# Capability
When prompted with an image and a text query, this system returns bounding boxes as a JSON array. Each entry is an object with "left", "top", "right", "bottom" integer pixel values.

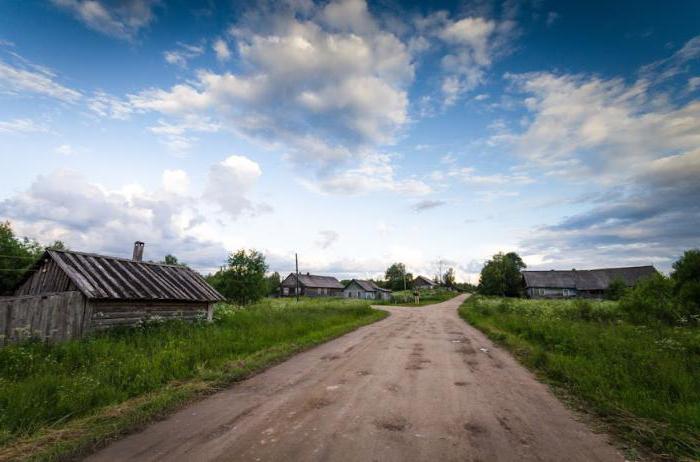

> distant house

[
  {"left": 2, "top": 242, "right": 223, "bottom": 345},
  {"left": 522, "top": 266, "right": 657, "bottom": 299},
  {"left": 413, "top": 275, "right": 437, "bottom": 290},
  {"left": 280, "top": 273, "right": 344, "bottom": 297},
  {"left": 343, "top": 279, "right": 392, "bottom": 300}
]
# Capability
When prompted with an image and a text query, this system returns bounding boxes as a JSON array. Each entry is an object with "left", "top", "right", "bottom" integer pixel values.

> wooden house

[
  {"left": 343, "top": 279, "right": 392, "bottom": 300},
  {"left": 413, "top": 275, "right": 437, "bottom": 290},
  {"left": 1, "top": 242, "right": 223, "bottom": 345},
  {"left": 280, "top": 273, "right": 344, "bottom": 297},
  {"left": 522, "top": 266, "right": 657, "bottom": 299}
]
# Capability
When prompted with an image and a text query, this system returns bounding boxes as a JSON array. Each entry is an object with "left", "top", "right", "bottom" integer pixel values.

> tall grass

[
  {"left": 0, "top": 297, "right": 385, "bottom": 449},
  {"left": 376, "top": 288, "right": 458, "bottom": 306},
  {"left": 460, "top": 296, "right": 700, "bottom": 460}
]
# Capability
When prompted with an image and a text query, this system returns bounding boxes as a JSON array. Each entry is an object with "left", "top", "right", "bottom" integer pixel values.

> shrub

[
  {"left": 619, "top": 273, "right": 678, "bottom": 324},
  {"left": 671, "top": 249, "right": 700, "bottom": 319},
  {"left": 606, "top": 277, "right": 627, "bottom": 300}
]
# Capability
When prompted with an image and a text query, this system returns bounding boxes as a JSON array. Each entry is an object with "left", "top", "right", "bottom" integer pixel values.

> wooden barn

[
  {"left": 343, "top": 279, "right": 392, "bottom": 300},
  {"left": 522, "top": 266, "right": 657, "bottom": 299},
  {"left": 0, "top": 242, "right": 223, "bottom": 345},
  {"left": 280, "top": 273, "right": 344, "bottom": 297}
]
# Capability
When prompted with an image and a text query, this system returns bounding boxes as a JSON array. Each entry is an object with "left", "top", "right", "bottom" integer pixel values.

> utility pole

[{"left": 295, "top": 253, "right": 299, "bottom": 302}]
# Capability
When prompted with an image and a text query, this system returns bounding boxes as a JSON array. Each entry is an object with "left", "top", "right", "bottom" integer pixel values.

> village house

[
  {"left": 343, "top": 279, "right": 392, "bottom": 301},
  {"left": 1, "top": 242, "right": 223, "bottom": 345},
  {"left": 280, "top": 273, "right": 344, "bottom": 297},
  {"left": 413, "top": 275, "right": 438, "bottom": 290},
  {"left": 522, "top": 266, "right": 657, "bottom": 299}
]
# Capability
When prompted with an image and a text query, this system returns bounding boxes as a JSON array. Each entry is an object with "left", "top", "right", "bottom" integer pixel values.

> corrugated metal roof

[
  {"left": 281, "top": 273, "right": 344, "bottom": 289},
  {"left": 522, "top": 266, "right": 657, "bottom": 291},
  {"left": 44, "top": 250, "right": 224, "bottom": 302}
]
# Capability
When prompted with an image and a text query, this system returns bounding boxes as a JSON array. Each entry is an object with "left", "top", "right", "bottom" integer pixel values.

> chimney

[{"left": 133, "top": 241, "right": 144, "bottom": 262}]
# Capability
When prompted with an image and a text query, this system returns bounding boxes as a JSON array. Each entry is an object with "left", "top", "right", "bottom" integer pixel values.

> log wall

[{"left": 89, "top": 300, "right": 212, "bottom": 330}]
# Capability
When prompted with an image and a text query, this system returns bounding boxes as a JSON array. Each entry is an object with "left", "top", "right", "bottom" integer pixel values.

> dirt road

[{"left": 88, "top": 294, "right": 623, "bottom": 462}]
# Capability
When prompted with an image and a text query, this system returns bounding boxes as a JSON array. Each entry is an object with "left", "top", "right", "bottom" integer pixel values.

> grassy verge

[
  {"left": 0, "top": 297, "right": 387, "bottom": 461},
  {"left": 375, "top": 288, "right": 461, "bottom": 307},
  {"left": 459, "top": 296, "right": 699, "bottom": 461}
]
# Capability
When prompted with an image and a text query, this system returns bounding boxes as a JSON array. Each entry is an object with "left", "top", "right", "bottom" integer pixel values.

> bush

[
  {"left": 619, "top": 273, "right": 678, "bottom": 324},
  {"left": 671, "top": 249, "right": 700, "bottom": 319}
]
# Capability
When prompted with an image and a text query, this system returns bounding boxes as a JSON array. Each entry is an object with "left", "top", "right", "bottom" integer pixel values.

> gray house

[
  {"left": 522, "top": 266, "right": 657, "bottom": 299},
  {"left": 343, "top": 279, "right": 392, "bottom": 300},
  {"left": 413, "top": 275, "right": 437, "bottom": 290},
  {"left": 280, "top": 273, "right": 344, "bottom": 297}
]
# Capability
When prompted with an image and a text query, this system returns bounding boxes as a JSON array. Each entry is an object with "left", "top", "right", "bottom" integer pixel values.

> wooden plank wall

[
  {"left": 15, "top": 258, "right": 77, "bottom": 296},
  {"left": 89, "top": 301, "right": 210, "bottom": 330},
  {"left": 0, "top": 291, "right": 86, "bottom": 346}
]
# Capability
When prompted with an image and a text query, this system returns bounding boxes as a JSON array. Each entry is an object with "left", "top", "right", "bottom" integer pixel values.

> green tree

[
  {"left": 385, "top": 262, "right": 412, "bottom": 291},
  {"left": 162, "top": 254, "right": 180, "bottom": 265},
  {"left": 670, "top": 249, "right": 700, "bottom": 317},
  {"left": 46, "top": 240, "right": 68, "bottom": 251},
  {"left": 606, "top": 277, "right": 627, "bottom": 300},
  {"left": 207, "top": 249, "right": 268, "bottom": 305},
  {"left": 0, "top": 222, "right": 43, "bottom": 295},
  {"left": 265, "top": 271, "right": 281, "bottom": 296},
  {"left": 619, "top": 272, "right": 677, "bottom": 324},
  {"left": 478, "top": 251, "right": 526, "bottom": 297},
  {"left": 443, "top": 267, "right": 456, "bottom": 288}
]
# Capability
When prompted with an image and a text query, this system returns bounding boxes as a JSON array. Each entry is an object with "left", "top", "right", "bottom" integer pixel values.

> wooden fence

[{"left": 0, "top": 291, "right": 87, "bottom": 346}]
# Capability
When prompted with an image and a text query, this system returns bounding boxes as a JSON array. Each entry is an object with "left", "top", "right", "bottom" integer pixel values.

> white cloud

[
  {"left": 204, "top": 155, "right": 266, "bottom": 218},
  {"left": 88, "top": 91, "right": 133, "bottom": 119},
  {"left": 148, "top": 115, "right": 221, "bottom": 152},
  {"left": 51, "top": 0, "right": 160, "bottom": 40},
  {"left": 0, "top": 58, "right": 81, "bottom": 102},
  {"left": 164, "top": 43, "right": 204, "bottom": 67},
  {"left": 161, "top": 169, "right": 189, "bottom": 195},
  {"left": 0, "top": 118, "right": 49, "bottom": 133},
  {"left": 213, "top": 38, "right": 231, "bottom": 62},
  {"left": 411, "top": 199, "right": 446, "bottom": 212},
  {"left": 54, "top": 144, "right": 75, "bottom": 155}
]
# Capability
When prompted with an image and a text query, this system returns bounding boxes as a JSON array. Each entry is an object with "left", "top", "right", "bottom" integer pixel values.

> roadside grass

[
  {"left": 459, "top": 296, "right": 700, "bottom": 461},
  {"left": 0, "top": 297, "right": 387, "bottom": 461},
  {"left": 375, "top": 288, "right": 460, "bottom": 307}
]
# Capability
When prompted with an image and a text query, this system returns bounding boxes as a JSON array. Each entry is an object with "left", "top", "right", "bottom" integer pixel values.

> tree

[
  {"left": 162, "top": 254, "right": 180, "bottom": 265},
  {"left": 207, "top": 249, "right": 268, "bottom": 305},
  {"left": 478, "top": 251, "right": 526, "bottom": 297},
  {"left": 670, "top": 249, "right": 700, "bottom": 316},
  {"left": 606, "top": 277, "right": 627, "bottom": 300},
  {"left": 443, "top": 267, "right": 456, "bottom": 288},
  {"left": 385, "top": 262, "right": 412, "bottom": 291},
  {"left": 265, "top": 271, "right": 281, "bottom": 296},
  {"left": 0, "top": 222, "right": 43, "bottom": 295},
  {"left": 46, "top": 240, "right": 68, "bottom": 251}
]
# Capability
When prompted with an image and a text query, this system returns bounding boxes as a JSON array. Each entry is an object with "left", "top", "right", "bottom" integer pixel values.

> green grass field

[
  {"left": 0, "top": 297, "right": 387, "bottom": 461},
  {"left": 376, "top": 288, "right": 460, "bottom": 306},
  {"left": 459, "top": 296, "right": 700, "bottom": 461}
]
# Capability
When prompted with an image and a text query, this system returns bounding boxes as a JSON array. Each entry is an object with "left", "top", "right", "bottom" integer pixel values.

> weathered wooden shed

[
  {"left": 343, "top": 279, "right": 392, "bottom": 301},
  {"left": 413, "top": 275, "right": 437, "bottom": 290},
  {"left": 522, "top": 266, "right": 657, "bottom": 299},
  {"left": 1, "top": 244, "right": 223, "bottom": 345},
  {"left": 280, "top": 273, "right": 344, "bottom": 297}
]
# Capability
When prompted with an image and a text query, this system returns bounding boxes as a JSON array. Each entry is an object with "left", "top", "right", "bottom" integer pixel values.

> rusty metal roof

[{"left": 41, "top": 250, "right": 224, "bottom": 302}]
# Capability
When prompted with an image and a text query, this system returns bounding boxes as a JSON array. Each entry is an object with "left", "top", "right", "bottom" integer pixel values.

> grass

[
  {"left": 459, "top": 296, "right": 700, "bottom": 461},
  {"left": 0, "top": 297, "right": 387, "bottom": 461},
  {"left": 375, "top": 288, "right": 460, "bottom": 306}
]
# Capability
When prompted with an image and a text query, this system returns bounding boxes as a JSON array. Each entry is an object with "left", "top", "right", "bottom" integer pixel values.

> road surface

[{"left": 88, "top": 294, "right": 623, "bottom": 462}]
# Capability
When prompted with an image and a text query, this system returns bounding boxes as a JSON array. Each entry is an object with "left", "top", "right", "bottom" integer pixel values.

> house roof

[
  {"left": 413, "top": 275, "right": 437, "bottom": 286},
  {"left": 345, "top": 279, "right": 391, "bottom": 292},
  {"left": 282, "top": 273, "right": 344, "bottom": 289},
  {"left": 522, "top": 266, "right": 657, "bottom": 291},
  {"left": 24, "top": 250, "right": 224, "bottom": 302}
]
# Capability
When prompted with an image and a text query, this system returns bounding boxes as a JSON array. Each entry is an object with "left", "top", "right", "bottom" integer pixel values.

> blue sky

[{"left": 0, "top": 0, "right": 698, "bottom": 282}]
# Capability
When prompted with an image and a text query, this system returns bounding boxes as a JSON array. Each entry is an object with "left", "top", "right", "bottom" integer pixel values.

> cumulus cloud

[
  {"left": 0, "top": 169, "right": 227, "bottom": 271},
  {"left": 510, "top": 37, "right": 700, "bottom": 271},
  {"left": 161, "top": 169, "right": 189, "bottom": 195},
  {"left": 54, "top": 144, "right": 75, "bottom": 155},
  {"left": 204, "top": 155, "right": 267, "bottom": 218},
  {"left": 0, "top": 57, "right": 81, "bottom": 102},
  {"left": 51, "top": 0, "right": 160, "bottom": 40}
]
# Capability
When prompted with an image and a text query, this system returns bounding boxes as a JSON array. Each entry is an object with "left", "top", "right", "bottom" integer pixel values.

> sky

[{"left": 0, "top": 0, "right": 698, "bottom": 282}]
